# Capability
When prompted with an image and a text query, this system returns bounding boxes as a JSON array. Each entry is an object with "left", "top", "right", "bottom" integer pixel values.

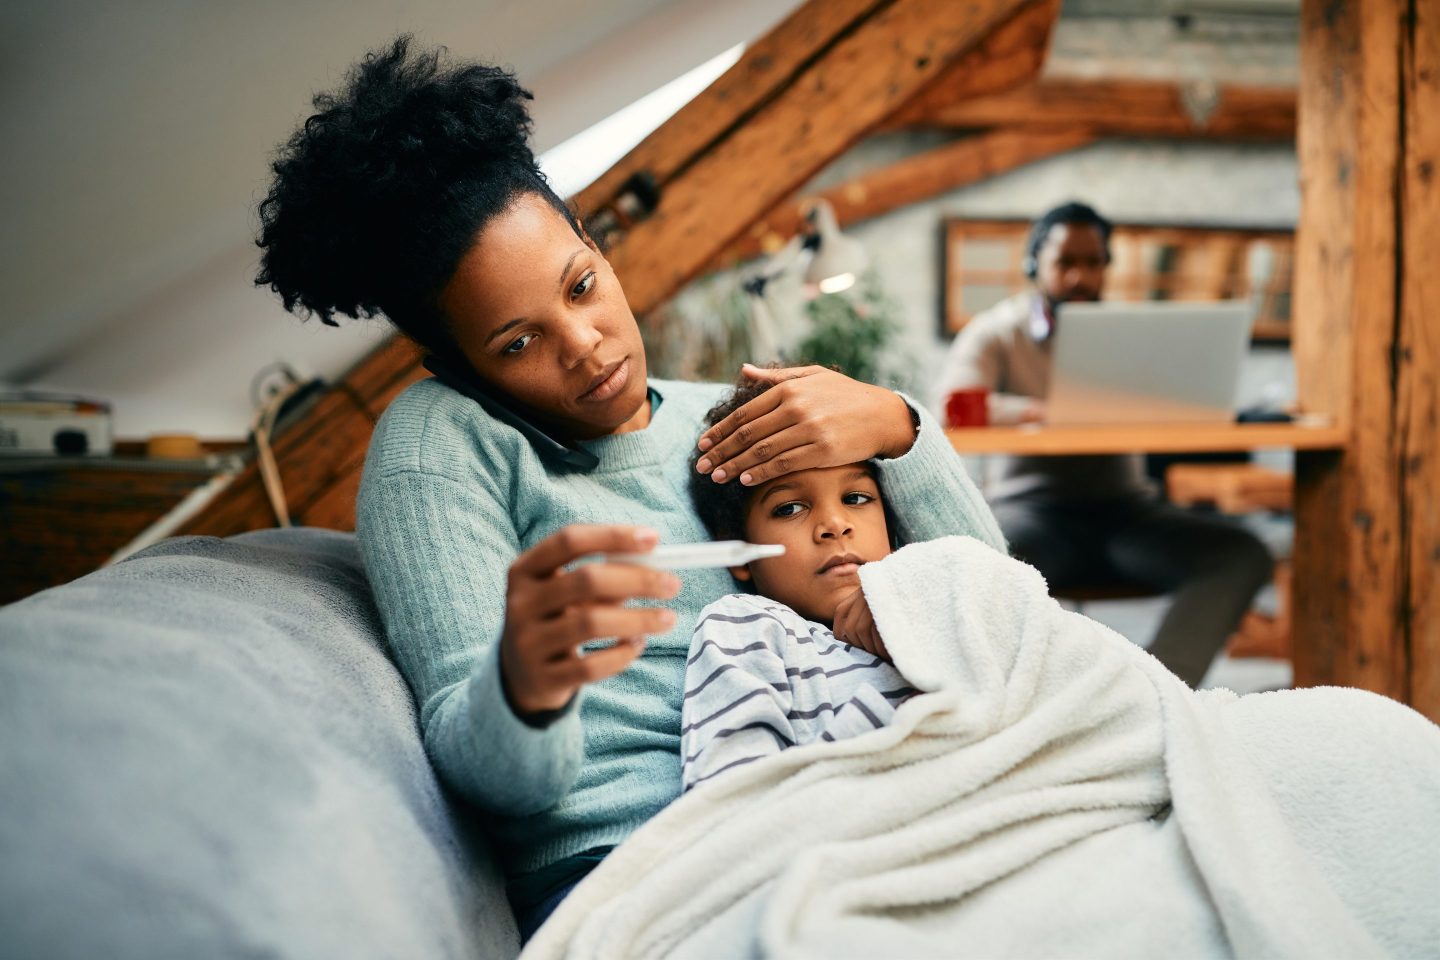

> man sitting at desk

[{"left": 931, "top": 201, "right": 1272, "bottom": 686}]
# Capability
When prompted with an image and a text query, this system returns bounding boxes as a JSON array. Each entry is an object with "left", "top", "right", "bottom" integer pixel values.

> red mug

[{"left": 945, "top": 388, "right": 989, "bottom": 428}]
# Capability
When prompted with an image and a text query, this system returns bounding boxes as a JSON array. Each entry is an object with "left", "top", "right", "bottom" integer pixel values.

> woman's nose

[{"left": 558, "top": 318, "right": 603, "bottom": 369}]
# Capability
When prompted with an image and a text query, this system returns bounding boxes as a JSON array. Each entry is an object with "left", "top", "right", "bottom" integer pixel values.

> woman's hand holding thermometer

[
  {"left": 499, "top": 533, "right": 784, "bottom": 722},
  {"left": 500, "top": 525, "right": 681, "bottom": 720}
]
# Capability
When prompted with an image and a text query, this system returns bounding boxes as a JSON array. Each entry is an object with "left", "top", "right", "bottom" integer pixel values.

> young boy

[{"left": 682, "top": 378, "right": 918, "bottom": 792}]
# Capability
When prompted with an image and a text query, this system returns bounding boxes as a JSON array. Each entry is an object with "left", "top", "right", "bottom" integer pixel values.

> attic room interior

[{"left": 2, "top": 0, "right": 1438, "bottom": 956}]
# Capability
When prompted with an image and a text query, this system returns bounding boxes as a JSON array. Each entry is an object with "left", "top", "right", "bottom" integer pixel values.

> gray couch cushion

[{"left": 0, "top": 528, "right": 519, "bottom": 960}]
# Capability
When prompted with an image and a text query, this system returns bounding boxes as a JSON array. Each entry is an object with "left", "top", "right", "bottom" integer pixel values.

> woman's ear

[{"left": 729, "top": 564, "right": 752, "bottom": 582}]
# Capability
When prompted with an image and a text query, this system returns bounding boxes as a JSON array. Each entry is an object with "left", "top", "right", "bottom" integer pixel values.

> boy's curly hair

[
  {"left": 254, "top": 36, "right": 584, "bottom": 356},
  {"left": 688, "top": 375, "right": 778, "bottom": 543}
]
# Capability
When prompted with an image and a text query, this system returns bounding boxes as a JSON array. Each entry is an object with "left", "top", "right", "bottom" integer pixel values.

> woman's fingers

[
  {"left": 512, "top": 524, "right": 658, "bottom": 580},
  {"left": 694, "top": 407, "right": 796, "bottom": 480},
  {"left": 536, "top": 605, "right": 677, "bottom": 657},
  {"left": 701, "top": 425, "right": 819, "bottom": 487},
  {"left": 695, "top": 387, "right": 785, "bottom": 459},
  {"left": 738, "top": 362, "right": 820, "bottom": 386},
  {"left": 727, "top": 441, "right": 823, "bottom": 487},
  {"left": 531, "top": 563, "right": 681, "bottom": 617},
  {"left": 555, "top": 637, "right": 648, "bottom": 686}
]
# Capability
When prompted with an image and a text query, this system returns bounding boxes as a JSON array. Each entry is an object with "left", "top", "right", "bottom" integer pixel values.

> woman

[{"left": 255, "top": 37, "right": 1003, "bottom": 940}]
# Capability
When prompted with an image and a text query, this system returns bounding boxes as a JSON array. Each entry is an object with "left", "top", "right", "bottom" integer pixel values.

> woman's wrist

[{"left": 874, "top": 389, "right": 919, "bottom": 459}]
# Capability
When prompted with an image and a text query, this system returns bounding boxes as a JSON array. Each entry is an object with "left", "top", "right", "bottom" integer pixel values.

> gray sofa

[{"left": 0, "top": 528, "right": 520, "bottom": 959}]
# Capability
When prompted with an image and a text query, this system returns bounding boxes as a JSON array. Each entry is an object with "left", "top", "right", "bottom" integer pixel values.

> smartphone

[{"left": 422, "top": 355, "right": 600, "bottom": 472}]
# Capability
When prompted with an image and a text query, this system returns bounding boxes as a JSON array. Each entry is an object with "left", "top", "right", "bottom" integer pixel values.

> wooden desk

[{"left": 945, "top": 420, "right": 1347, "bottom": 456}]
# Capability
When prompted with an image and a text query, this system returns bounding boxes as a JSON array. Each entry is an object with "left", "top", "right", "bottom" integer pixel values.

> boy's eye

[
  {"left": 571, "top": 271, "right": 596, "bottom": 299},
  {"left": 842, "top": 491, "right": 876, "bottom": 506},
  {"left": 502, "top": 333, "right": 536, "bottom": 356},
  {"left": 772, "top": 501, "right": 806, "bottom": 518}
]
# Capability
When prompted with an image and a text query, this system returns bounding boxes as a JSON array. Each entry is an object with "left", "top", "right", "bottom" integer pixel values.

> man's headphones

[{"left": 1023, "top": 202, "right": 1113, "bottom": 279}]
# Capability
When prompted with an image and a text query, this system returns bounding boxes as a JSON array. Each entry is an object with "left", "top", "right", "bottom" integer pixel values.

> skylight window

[{"left": 539, "top": 44, "right": 744, "bottom": 199}]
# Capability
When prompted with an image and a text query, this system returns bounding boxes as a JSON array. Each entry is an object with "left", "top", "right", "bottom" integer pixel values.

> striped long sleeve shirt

[{"left": 680, "top": 593, "right": 918, "bottom": 792}]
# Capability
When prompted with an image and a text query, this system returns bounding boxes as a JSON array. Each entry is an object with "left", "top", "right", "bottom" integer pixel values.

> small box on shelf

[{"left": 0, "top": 393, "right": 113, "bottom": 457}]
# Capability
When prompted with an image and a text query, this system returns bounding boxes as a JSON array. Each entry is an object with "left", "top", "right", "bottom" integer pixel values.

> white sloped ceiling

[{"left": 0, "top": 0, "right": 796, "bottom": 437}]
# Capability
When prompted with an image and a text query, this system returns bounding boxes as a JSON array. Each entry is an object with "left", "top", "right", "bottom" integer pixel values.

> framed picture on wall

[{"left": 941, "top": 218, "right": 1295, "bottom": 341}]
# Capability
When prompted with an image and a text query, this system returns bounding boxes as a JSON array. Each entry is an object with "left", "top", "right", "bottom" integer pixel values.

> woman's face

[{"left": 438, "top": 193, "right": 650, "bottom": 440}]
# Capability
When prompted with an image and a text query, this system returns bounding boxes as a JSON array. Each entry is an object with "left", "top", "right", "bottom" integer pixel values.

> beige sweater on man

[{"left": 932, "top": 293, "right": 1151, "bottom": 503}]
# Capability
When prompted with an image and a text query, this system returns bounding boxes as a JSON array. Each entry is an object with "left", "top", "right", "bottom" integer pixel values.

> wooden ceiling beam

[
  {"left": 713, "top": 75, "right": 1293, "bottom": 269},
  {"left": 713, "top": 126, "right": 1093, "bottom": 268},
  {"left": 897, "top": 78, "right": 1297, "bottom": 140},
  {"left": 571, "top": 0, "right": 886, "bottom": 228},
  {"left": 584, "top": 0, "right": 1056, "bottom": 318},
  {"left": 879, "top": 0, "right": 1062, "bottom": 130}
]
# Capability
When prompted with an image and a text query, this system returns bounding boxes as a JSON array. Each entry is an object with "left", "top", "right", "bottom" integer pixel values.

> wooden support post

[
  {"left": 714, "top": 127, "right": 1092, "bottom": 267},
  {"left": 1401, "top": 0, "right": 1440, "bottom": 715},
  {"left": 583, "top": 0, "right": 1052, "bottom": 318},
  {"left": 1293, "top": 0, "right": 1440, "bottom": 720}
]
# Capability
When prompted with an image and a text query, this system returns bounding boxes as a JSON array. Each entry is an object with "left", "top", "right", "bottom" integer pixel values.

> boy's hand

[
  {"left": 694, "top": 364, "right": 915, "bottom": 488},
  {"left": 500, "top": 525, "right": 681, "bottom": 719},
  {"left": 833, "top": 587, "right": 889, "bottom": 663}
]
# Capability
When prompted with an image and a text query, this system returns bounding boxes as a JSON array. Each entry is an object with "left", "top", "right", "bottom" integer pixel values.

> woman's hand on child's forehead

[{"left": 695, "top": 364, "right": 915, "bottom": 488}]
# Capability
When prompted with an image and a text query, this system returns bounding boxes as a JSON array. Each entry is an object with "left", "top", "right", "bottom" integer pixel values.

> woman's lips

[{"left": 579, "top": 357, "right": 629, "bottom": 403}]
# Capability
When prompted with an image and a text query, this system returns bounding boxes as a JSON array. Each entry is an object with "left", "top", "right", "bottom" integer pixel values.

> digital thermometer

[{"left": 608, "top": 540, "right": 785, "bottom": 570}]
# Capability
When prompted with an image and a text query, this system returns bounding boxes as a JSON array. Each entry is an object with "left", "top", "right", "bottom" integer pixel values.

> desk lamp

[{"left": 742, "top": 199, "right": 870, "bottom": 362}]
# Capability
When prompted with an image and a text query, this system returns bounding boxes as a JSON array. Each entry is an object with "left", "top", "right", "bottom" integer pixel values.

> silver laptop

[{"left": 1046, "top": 301, "right": 1253, "bottom": 426}]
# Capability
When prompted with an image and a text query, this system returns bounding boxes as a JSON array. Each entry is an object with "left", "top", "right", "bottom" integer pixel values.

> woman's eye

[
  {"left": 842, "top": 492, "right": 876, "bottom": 506},
  {"left": 772, "top": 501, "right": 805, "bottom": 518},
  {"left": 571, "top": 271, "right": 596, "bottom": 299},
  {"left": 502, "top": 333, "right": 535, "bottom": 355}
]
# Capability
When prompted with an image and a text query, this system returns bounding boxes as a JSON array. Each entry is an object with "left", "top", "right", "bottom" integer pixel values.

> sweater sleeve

[
  {"left": 872, "top": 394, "right": 1007, "bottom": 554},
  {"left": 933, "top": 321, "right": 1036, "bottom": 425},
  {"left": 680, "top": 601, "right": 795, "bottom": 792},
  {"left": 357, "top": 467, "right": 584, "bottom": 817}
]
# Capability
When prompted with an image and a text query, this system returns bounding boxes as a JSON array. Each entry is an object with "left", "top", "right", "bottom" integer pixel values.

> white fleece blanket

[{"left": 525, "top": 537, "right": 1440, "bottom": 959}]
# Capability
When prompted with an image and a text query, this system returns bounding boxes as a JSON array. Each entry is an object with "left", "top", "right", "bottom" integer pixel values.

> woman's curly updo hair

[{"left": 254, "top": 35, "right": 584, "bottom": 355}]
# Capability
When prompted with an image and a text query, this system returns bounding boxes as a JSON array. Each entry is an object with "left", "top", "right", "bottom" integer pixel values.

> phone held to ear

[{"left": 422, "top": 355, "right": 600, "bottom": 472}]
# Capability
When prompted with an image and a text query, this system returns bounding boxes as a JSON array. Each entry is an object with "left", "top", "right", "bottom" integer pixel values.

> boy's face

[{"left": 731, "top": 464, "right": 891, "bottom": 625}]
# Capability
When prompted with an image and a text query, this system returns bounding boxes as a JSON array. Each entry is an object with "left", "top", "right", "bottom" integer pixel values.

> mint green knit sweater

[{"left": 356, "top": 376, "right": 1004, "bottom": 881}]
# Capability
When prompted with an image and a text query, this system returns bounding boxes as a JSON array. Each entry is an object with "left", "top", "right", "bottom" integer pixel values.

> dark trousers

[
  {"left": 514, "top": 861, "right": 601, "bottom": 945},
  {"left": 991, "top": 496, "right": 1274, "bottom": 687}
]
